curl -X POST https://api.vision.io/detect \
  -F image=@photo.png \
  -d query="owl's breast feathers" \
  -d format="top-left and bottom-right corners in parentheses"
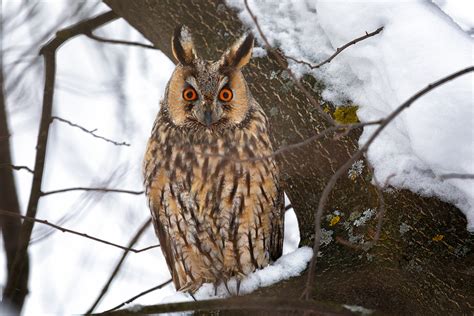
top-left (143, 105), bottom-right (283, 293)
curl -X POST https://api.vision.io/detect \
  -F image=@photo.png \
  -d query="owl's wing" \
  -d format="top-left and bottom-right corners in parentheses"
top-left (269, 183), bottom-right (285, 261)
top-left (151, 210), bottom-right (183, 290)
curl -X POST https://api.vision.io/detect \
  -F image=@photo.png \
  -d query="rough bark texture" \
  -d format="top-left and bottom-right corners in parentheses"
top-left (104, 1), bottom-right (474, 314)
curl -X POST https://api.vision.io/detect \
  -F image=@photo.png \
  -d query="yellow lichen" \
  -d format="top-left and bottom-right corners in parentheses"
top-left (333, 105), bottom-right (359, 124)
top-left (329, 215), bottom-right (340, 226)
top-left (432, 234), bottom-right (444, 242)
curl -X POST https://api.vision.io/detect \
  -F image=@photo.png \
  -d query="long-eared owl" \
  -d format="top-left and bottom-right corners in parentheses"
top-left (143, 26), bottom-right (284, 293)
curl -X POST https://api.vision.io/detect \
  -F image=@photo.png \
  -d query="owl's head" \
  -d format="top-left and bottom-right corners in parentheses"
top-left (163, 25), bottom-right (255, 131)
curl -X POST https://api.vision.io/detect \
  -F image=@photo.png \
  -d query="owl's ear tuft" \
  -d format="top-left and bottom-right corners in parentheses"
top-left (172, 25), bottom-right (197, 65)
top-left (220, 33), bottom-right (254, 70)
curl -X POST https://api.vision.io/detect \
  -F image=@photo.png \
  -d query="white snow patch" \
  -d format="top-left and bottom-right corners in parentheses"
top-left (159, 247), bottom-right (313, 304)
top-left (227, 0), bottom-right (474, 231)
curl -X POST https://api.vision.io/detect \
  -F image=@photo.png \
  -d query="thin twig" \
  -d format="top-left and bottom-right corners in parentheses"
top-left (439, 173), bottom-right (474, 180)
top-left (0, 209), bottom-right (159, 253)
top-left (302, 66), bottom-right (474, 300)
top-left (99, 279), bottom-right (173, 314)
top-left (41, 187), bottom-right (144, 197)
top-left (86, 219), bottom-right (152, 314)
top-left (243, 0), bottom-right (335, 126)
top-left (285, 204), bottom-right (293, 211)
top-left (286, 27), bottom-right (384, 70)
top-left (85, 31), bottom-right (157, 49)
top-left (0, 163), bottom-right (34, 174)
top-left (51, 116), bottom-right (130, 146)
top-left (201, 120), bottom-right (382, 164)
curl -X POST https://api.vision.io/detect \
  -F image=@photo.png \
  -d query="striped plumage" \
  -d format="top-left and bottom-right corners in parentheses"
top-left (143, 26), bottom-right (284, 293)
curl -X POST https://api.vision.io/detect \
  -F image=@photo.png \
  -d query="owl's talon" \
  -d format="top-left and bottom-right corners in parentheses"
top-left (236, 279), bottom-right (241, 296)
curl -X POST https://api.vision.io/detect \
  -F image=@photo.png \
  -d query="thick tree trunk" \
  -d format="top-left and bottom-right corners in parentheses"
top-left (104, 1), bottom-right (474, 314)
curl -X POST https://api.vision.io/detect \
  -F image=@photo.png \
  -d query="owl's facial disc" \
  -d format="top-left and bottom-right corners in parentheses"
top-left (183, 75), bottom-right (231, 128)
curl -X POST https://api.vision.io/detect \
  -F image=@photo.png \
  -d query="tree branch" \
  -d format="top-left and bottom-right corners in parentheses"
top-left (3, 11), bottom-right (120, 301)
top-left (51, 116), bottom-right (130, 146)
top-left (85, 31), bottom-right (157, 49)
top-left (286, 27), bottom-right (384, 70)
top-left (96, 296), bottom-right (351, 315)
top-left (40, 187), bottom-right (144, 197)
top-left (0, 209), bottom-right (159, 253)
top-left (98, 279), bottom-right (173, 314)
top-left (439, 173), bottom-right (474, 180)
top-left (0, 163), bottom-right (34, 174)
top-left (302, 66), bottom-right (474, 299)
top-left (86, 219), bottom-right (153, 314)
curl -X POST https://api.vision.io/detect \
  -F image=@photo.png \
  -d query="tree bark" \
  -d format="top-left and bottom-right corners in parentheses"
top-left (104, 1), bottom-right (474, 314)
top-left (0, 55), bottom-right (29, 314)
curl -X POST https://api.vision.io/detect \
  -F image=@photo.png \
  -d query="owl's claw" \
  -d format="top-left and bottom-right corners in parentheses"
top-left (223, 280), bottom-right (232, 296)
top-left (190, 293), bottom-right (197, 301)
top-left (236, 279), bottom-right (241, 296)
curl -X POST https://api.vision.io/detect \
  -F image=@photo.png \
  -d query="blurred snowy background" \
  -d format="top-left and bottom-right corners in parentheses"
top-left (1, 0), bottom-right (472, 314)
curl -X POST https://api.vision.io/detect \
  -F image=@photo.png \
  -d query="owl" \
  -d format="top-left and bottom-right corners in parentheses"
top-left (143, 25), bottom-right (284, 294)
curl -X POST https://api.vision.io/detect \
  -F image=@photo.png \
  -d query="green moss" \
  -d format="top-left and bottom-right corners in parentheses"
top-left (333, 105), bottom-right (359, 124)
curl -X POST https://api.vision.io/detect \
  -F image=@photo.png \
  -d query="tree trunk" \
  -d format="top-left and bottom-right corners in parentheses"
top-left (104, 1), bottom-right (474, 314)
top-left (0, 58), bottom-right (29, 314)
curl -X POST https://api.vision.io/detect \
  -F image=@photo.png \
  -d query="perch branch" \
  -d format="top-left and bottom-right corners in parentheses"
top-left (41, 187), bottom-right (144, 196)
top-left (285, 27), bottom-right (384, 69)
top-left (96, 296), bottom-right (351, 315)
top-left (0, 209), bottom-right (159, 253)
top-left (302, 66), bottom-right (474, 299)
top-left (51, 116), bottom-right (130, 146)
top-left (86, 219), bottom-right (153, 314)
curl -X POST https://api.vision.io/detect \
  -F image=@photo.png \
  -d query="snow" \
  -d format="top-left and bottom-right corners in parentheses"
top-left (227, 0), bottom-right (474, 231)
top-left (152, 246), bottom-right (312, 306)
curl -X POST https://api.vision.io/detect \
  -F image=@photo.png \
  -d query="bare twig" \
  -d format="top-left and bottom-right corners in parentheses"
top-left (201, 120), bottom-right (382, 164)
top-left (41, 187), bottom-right (144, 197)
top-left (85, 31), bottom-right (157, 49)
top-left (96, 296), bottom-right (351, 315)
top-left (3, 11), bottom-right (121, 300)
top-left (302, 66), bottom-right (474, 300)
top-left (99, 279), bottom-right (173, 314)
top-left (439, 173), bottom-right (474, 180)
top-left (51, 116), bottom-right (130, 146)
top-left (286, 27), bottom-right (384, 70)
top-left (0, 209), bottom-right (159, 253)
top-left (0, 163), bottom-right (34, 174)
top-left (86, 219), bottom-right (152, 314)
top-left (285, 204), bottom-right (293, 211)
top-left (243, 0), bottom-right (335, 126)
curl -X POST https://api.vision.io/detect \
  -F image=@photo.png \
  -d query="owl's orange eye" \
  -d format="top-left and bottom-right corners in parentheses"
top-left (183, 87), bottom-right (198, 101)
top-left (219, 88), bottom-right (233, 102)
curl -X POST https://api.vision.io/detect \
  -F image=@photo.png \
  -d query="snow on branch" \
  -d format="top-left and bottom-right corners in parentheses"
top-left (0, 209), bottom-right (159, 253)
top-left (51, 116), bottom-right (130, 147)
top-left (302, 66), bottom-right (474, 300)
top-left (285, 27), bottom-right (384, 70)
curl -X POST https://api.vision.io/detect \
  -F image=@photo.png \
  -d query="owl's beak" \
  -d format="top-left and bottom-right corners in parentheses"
top-left (194, 104), bottom-right (222, 127)
top-left (203, 109), bottom-right (213, 127)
